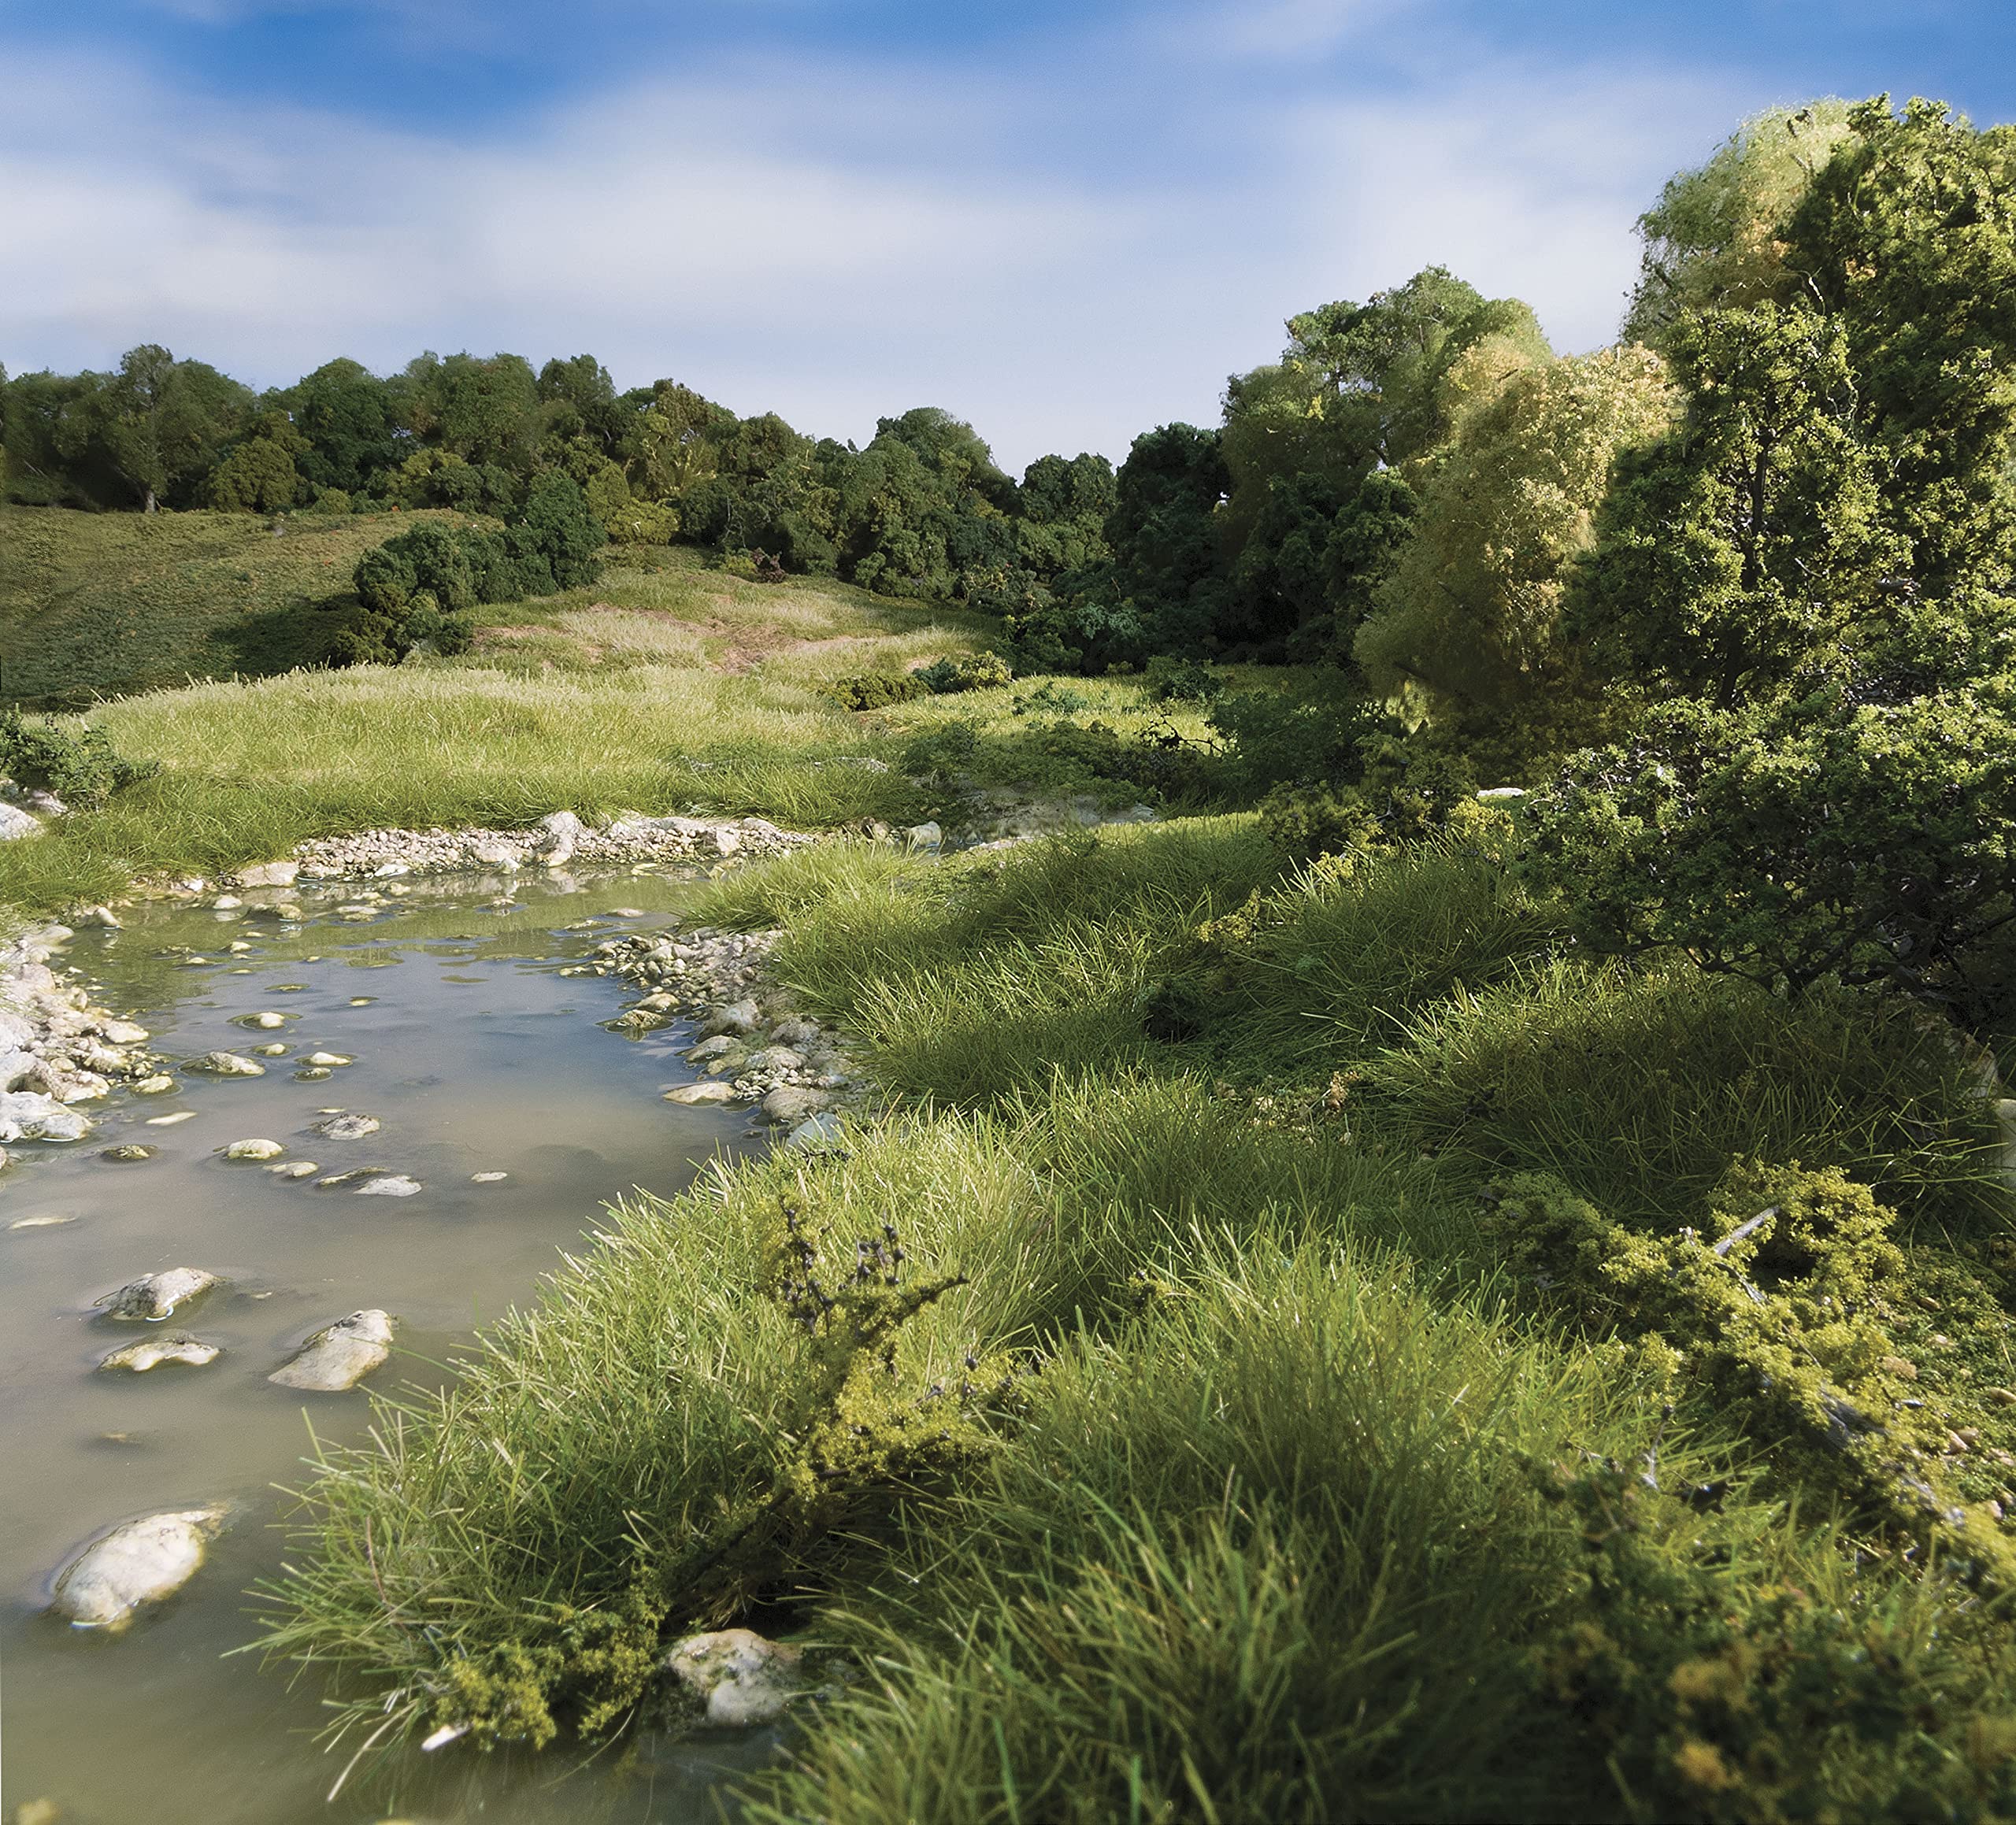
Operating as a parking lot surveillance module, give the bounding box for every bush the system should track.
[0,707,158,806]
[917,652,1013,694]
[828,672,926,712]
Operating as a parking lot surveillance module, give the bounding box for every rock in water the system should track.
[98,1268,222,1320]
[304,1052,352,1068]
[197,1051,265,1077]
[268,1309,395,1390]
[132,1075,176,1094]
[235,860,299,887]
[354,1174,421,1198]
[701,999,763,1038]
[49,1506,225,1630]
[224,1138,284,1161]
[664,1629,806,1727]
[0,1090,94,1142]
[100,1144,155,1162]
[313,1113,380,1139]
[664,1082,736,1105]
[98,1335,221,1372]
[101,1019,150,1045]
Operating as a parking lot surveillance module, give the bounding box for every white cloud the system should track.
[0,30,1758,468]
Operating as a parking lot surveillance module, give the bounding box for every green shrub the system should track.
[1143,654,1226,703]
[0,706,158,805]
[917,651,1013,694]
[828,672,927,712]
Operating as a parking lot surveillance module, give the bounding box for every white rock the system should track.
[313,1113,380,1140]
[250,1042,288,1057]
[685,1035,739,1064]
[469,841,523,870]
[762,1086,832,1126]
[98,1335,221,1372]
[0,803,43,841]
[744,1046,806,1073]
[235,861,299,887]
[197,1051,265,1077]
[0,1048,39,1090]
[665,1082,737,1105]
[0,1090,93,1142]
[73,904,122,928]
[98,1268,222,1321]
[246,1011,286,1029]
[224,1138,284,1161]
[100,1020,150,1045]
[902,821,943,852]
[784,1112,848,1153]
[305,1052,353,1068]
[50,1506,226,1631]
[470,1170,509,1183]
[133,1075,176,1094]
[372,861,410,877]
[268,1309,395,1391]
[354,1174,422,1198]
[665,1629,805,1727]
[701,999,762,1038]
[145,1109,196,1126]
[268,1160,319,1179]
[211,894,242,909]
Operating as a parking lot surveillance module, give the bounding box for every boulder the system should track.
[98,1335,220,1372]
[354,1174,422,1198]
[269,1309,395,1391]
[235,861,299,888]
[98,1267,221,1321]
[664,1629,806,1727]
[195,1051,265,1077]
[313,1113,380,1140]
[701,999,763,1038]
[685,1035,739,1064]
[99,1020,150,1046]
[784,1112,847,1153]
[533,809,584,864]
[0,803,43,841]
[902,821,943,852]
[132,1075,176,1094]
[743,1046,806,1074]
[224,1138,284,1161]
[769,1016,822,1049]
[100,1145,154,1162]
[665,1082,736,1105]
[762,1086,832,1126]
[469,840,523,870]
[49,1506,226,1631]
[0,1090,94,1142]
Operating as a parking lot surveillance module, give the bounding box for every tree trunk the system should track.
[143,489,158,514]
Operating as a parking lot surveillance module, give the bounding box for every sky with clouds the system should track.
[3,1,2012,470]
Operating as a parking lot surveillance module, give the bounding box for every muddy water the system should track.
[0,872,784,1824]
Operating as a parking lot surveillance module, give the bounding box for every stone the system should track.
[235,860,299,887]
[902,821,943,852]
[0,1049,35,1091]
[769,1016,822,1049]
[98,1268,222,1321]
[269,1160,319,1179]
[534,809,584,863]
[305,1052,353,1067]
[196,1051,265,1077]
[701,999,762,1038]
[98,1335,220,1373]
[354,1174,422,1198]
[73,904,121,928]
[269,1309,395,1391]
[294,1068,332,1082]
[244,1011,287,1030]
[224,1138,284,1161]
[211,894,243,909]
[100,1020,150,1046]
[132,1075,176,1094]
[22,788,66,817]
[100,1145,155,1162]
[685,1035,739,1064]
[49,1506,226,1631]
[250,1042,288,1057]
[784,1112,847,1153]
[664,1629,806,1727]
[470,1170,509,1183]
[665,1082,737,1105]
[743,1046,806,1074]
[761,1086,832,1126]
[272,901,306,920]
[0,802,43,841]
[0,1090,93,1142]
[144,1109,196,1127]
[313,1113,380,1140]
[710,827,741,857]
[469,840,523,870]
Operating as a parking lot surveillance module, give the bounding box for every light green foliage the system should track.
[1625,101,1856,347]
[1355,344,1677,716]
[0,706,156,805]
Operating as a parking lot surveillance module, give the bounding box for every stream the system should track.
[1,871,784,1824]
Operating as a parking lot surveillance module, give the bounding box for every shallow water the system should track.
[0,871,784,1824]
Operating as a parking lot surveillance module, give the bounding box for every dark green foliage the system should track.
[1259,735,1480,861]
[915,652,1012,694]
[0,706,157,805]
[506,470,605,594]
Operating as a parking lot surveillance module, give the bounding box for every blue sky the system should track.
[3,1,2011,468]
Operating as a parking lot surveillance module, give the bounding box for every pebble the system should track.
[305,1053,354,1067]
[197,1051,265,1077]
[224,1138,285,1161]
[145,1110,197,1126]
[99,1144,155,1162]
[470,1171,509,1183]
[132,1075,176,1094]
[49,1506,227,1631]
[269,1309,395,1391]
[246,1011,287,1029]
[97,1268,222,1321]
[98,1335,221,1372]
[313,1113,380,1140]
[354,1174,422,1198]
[250,1042,289,1057]
[268,1161,319,1179]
